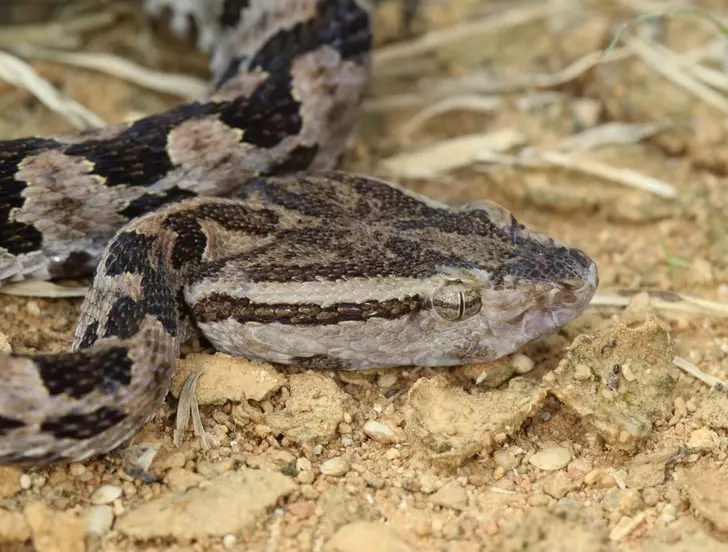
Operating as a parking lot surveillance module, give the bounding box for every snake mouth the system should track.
[483,260,599,345]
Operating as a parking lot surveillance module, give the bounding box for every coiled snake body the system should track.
[0,0,598,465]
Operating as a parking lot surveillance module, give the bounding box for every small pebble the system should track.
[222,535,237,549]
[384,448,400,460]
[529,448,572,471]
[26,301,41,316]
[85,505,114,536]
[493,447,523,470]
[296,470,315,484]
[0,333,11,353]
[609,512,646,541]
[296,458,312,472]
[320,457,349,477]
[19,474,31,490]
[363,420,398,443]
[512,354,535,374]
[68,463,86,477]
[688,427,719,450]
[378,372,398,388]
[573,364,592,381]
[91,484,123,505]
[661,503,677,524]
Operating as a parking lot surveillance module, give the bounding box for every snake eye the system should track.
[432,281,482,322]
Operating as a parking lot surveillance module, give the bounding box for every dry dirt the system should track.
[1,1,728,551]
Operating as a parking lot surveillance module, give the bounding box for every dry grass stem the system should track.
[0,281,89,298]
[0,50,105,129]
[627,35,728,115]
[526,150,678,199]
[0,11,117,48]
[590,290,728,318]
[373,3,556,67]
[672,356,728,390]
[379,130,526,179]
[11,44,208,99]
[547,121,667,151]
[400,94,501,138]
[431,47,632,97]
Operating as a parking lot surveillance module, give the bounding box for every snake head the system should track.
[418,199,599,365]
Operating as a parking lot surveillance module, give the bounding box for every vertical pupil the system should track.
[457,291,464,319]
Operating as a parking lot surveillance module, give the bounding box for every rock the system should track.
[626,453,667,489]
[493,447,523,470]
[404,375,548,467]
[85,505,114,536]
[529,448,572,471]
[687,427,720,451]
[321,457,350,477]
[488,505,607,551]
[537,472,579,499]
[90,484,122,505]
[428,480,468,511]
[511,353,535,374]
[363,420,399,443]
[324,521,416,552]
[601,489,643,515]
[318,487,374,531]
[25,502,85,552]
[116,468,295,539]
[640,518,728,551]
[609,512,646,541]
[0,332,11,353]
[0,509,30,543]
[377,372,398,389]
[683,461,728,533]
[165,467,204,492]
[172,353,284,404]
[544,318,679,450]
[0,466,22,499]
[265,373,349,443]
[695,390,728,429]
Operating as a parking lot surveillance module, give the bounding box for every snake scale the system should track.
[0,0,598,466]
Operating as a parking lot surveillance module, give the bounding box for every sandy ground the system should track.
[1,1,728,551]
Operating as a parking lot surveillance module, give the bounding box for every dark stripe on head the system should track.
[163,203,278,268]
[194,294,424,325]
[395,210,502,237]
[32,347,133,399]
[40,406,127,440]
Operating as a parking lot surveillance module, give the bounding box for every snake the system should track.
[0,0,599,466]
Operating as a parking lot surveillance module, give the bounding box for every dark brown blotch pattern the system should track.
[33,347,133,399]
[0,416,25,437]
[39,406,127,440]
